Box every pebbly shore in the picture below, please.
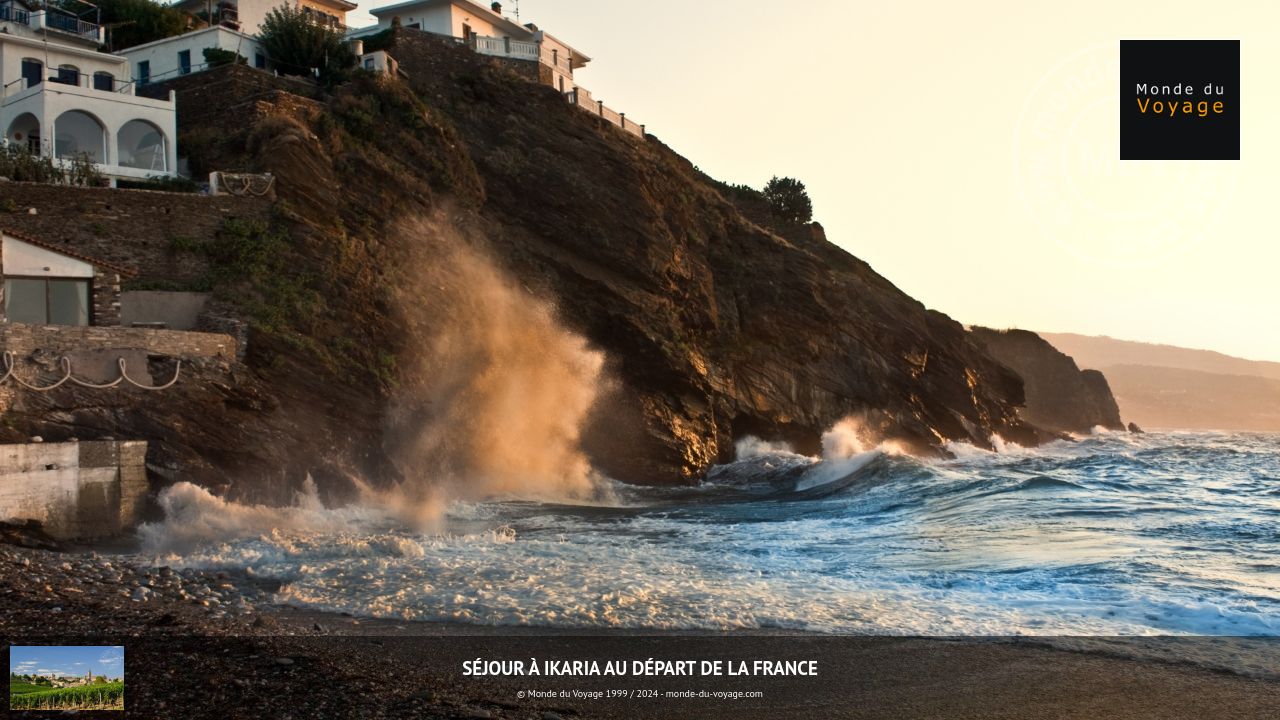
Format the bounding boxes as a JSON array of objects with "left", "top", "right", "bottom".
[{"left": 3, "top": 542, "right": 1279, "bottom": 720}]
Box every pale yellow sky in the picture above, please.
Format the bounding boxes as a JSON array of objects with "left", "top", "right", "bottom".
[{"left": 358, "top": 1, "right": 1279, "bottom": 362}]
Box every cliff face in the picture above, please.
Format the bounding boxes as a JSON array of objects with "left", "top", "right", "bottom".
[
  {"left": 331, "top": 31, "right": 1040, "bottom": 482},
  {"left": 969, "top": 328, "right": 1124, "bottom": 435},
  {"left": 2, "top": 33, "right": 1058, "bottom": 496}
]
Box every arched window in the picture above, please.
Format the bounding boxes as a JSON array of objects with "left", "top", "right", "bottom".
[
  {"left": 117, "top": 119, "right": 166, "bottom": 171},
  {"left": 54, "top": 64, "right": 80, "bottom": 86},
  {"left": 93, "top": 72, "right": 114, "bottom": 92},
  {"left": 54, "top": 110, "right": 106, "bottom": 163},
  {"left": 6, "top": 113, "right": 41, "bottom": 154}
]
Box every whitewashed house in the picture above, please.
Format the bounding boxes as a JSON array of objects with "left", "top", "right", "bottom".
[
  {"left": 362, "top": 0, "right": 590, "bottom": 94},
  {"left": 0, "top": 0, "right": 179, "bottom": 181},
  {"left": 117, "top": 0, "right": 358, "bottom": 84},
  {"left": 120, "top": 25, "right": 267, "bottom": 85}
]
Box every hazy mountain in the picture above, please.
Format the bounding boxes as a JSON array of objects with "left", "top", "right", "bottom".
[
  {"left": 1041, "top": 333, "right": 1280, "bottom": 381},
  {"left": 1038, "top": 333, "right": 1280, "bottom": 431},
  {"left": 1099, "top": 365, "right": 1280, "bottom": 432}
]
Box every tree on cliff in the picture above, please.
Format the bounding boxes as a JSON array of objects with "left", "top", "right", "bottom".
[
  {"left": 96, "top": 0, "right": 189, "bottom": 52},
  {"left": 762, "top": 176, "right": 814, "bottom": 224},
  {"left": 259, "top": 6, "right": 356, "bottom": 84}
]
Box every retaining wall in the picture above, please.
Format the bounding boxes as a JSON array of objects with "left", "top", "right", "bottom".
[{"left": 0, "top": 440, "right": 148, "bottom": 540}]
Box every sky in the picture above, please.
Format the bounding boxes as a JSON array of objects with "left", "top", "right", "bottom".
[
  {"left": 352, "top": 0, "right": 1279, "bottom": 362},
  {"left": 9, "top": 646, "right": 125, "bottom": 679}
]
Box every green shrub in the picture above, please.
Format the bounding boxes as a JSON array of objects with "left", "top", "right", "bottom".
[
  {"left": 762, "top": 175, "right": 814, "bottom": 224},
  {"left": 0, "top": 144, "right": 103, "bottom": 186},
  {"left": 117, "top": 174, "right": 201, "bottom": 193},
  {"left": 203, "top": 47, "right": 247, "bottom": 68}
]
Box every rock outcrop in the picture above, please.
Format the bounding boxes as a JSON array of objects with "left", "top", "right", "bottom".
[
  {"left": 969, "top": 327, "right": 1124, "bottom": 434},
  {"left": 2, "top": 35, "right": 1065, "bottom": 496}
]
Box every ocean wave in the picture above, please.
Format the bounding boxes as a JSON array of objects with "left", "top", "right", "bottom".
[{"left": 130, "top": 431, "right": 1280, "bottom": 654}]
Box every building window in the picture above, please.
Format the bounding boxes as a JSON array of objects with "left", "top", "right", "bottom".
[
  {"left": 178, "top": 50, "right": 191, "bottom": 75},
  {"left": 20, "top": 59, "right": 42, "bottom": 88},
  {"left": 254, "top": 52, "right": 266, "bottom": 69},
  {"left": 4, "top": 278, "right": 90, "bottom": 326},
  {"left": 364, "top": 57, "right": 375, "bottom": 70},
  {"left": 54, "top": 65, "right": 80, "bottom": 86},
  {"left": 137, "top": 61, "right": 150, "bottom": 85},
  {"left": 93, "top": 72, "right": 114, "bottom": 91}
]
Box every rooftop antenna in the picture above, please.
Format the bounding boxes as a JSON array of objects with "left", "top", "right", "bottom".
[{"left": 511, "top": 0, "right": 519, "bottom": 24}]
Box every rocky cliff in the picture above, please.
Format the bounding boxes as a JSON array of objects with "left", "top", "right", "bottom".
[
  {"left": 2, "top": 32, "right": 1063, "bottom": 499},
  {"left": 969, "top": 327, "right": 1124, "bottom": 435}
]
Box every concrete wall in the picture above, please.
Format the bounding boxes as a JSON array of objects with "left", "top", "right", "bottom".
[
  {"left": 447, "top": 3, "right": 509, "bottom": 39},
  {"left": 0, "top": 440, "right": 147, "bottom": 539},
  {"left": 374, "top": 4, "right": 454, "bottom": 35},
  {"left": 121, "top": 291, "right": 210, "bottom": 330}
]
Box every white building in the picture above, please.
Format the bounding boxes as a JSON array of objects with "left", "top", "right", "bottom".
[
  {"left": 120, "top": 25, "right": 267, "bottom": 85},
  {"left": 169, "top": 0, "right": 358, "bottom": 36},
  {"left": 362, "top": 0, "right": 590, "bottom": 94},
  {"left": 115, "top": 0, "right": 358, "bottom": 85},
  {"left": 0, "top": 0, "right": 178, "bottom": 181}
]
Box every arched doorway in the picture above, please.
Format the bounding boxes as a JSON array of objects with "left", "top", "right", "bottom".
[
  {"left": 53, "top": 110, "right": 106, "bottom": 163},
  {"left": 116, "top": 119, "right": 167, "bottom": 172},
  {"left": 5, "top": 113, "right": 41, "bottom": 154}
]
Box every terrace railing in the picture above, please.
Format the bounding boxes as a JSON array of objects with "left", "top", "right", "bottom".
[
  {"left": 0, "top": 3, "right": 31, "bottom": 25},
  {"left": 472, "top": 35, "right": 540, "bottom": 62},
  {"left": 568, "top": 88, "right": 644, "bottom": 139},
  {"left": 43, "top": 9, "right": 98, "bottom": 39},
  {"left": 468, "top": 33, "right": 648, "bottom": 140}
]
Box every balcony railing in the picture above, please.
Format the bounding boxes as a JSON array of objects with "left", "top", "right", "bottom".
[
  {"left": 2, "top": 74, "right": 138, "bottom": 100},
  {"left": 0, "top": 4, "right": 31, "bottom": 25},
  {"left": 43, "top": 9, "right": 98, "bottom": 39},
  {"left": 539, "top": 47, "right": 573, "bottom": 75},
  {"left": 472, "top": 35, "right": 540, "bottom": 62}
]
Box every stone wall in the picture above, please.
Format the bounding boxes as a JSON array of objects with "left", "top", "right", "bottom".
[
  {"left": 390, "top": 28, "right": 545, "bottom": 91},
  {"left": 92, "top": 268, "right": 123, "bottom": 327},
  {"left": 0, "top": 323, "right": 237, "bottom": 361},
  {"left": 0, "top": 440, "right": 148, "bottom": 539},
  {"left": 138, "top": 63, "right": 321, "bottom": 127},
  {"left": 0, "top": 182, "right": 270, "bottom": 284}
]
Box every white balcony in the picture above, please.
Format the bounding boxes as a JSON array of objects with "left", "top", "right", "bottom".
[
  {"left": 473, "top": 35, "right": 541, "bottom": 62},
  {"left": 1, "top": 78, "right": 178, "bottom": 181}
]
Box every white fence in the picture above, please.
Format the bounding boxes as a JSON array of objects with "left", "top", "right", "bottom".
[
  {"left": 474, "top": 35, "right": 540, "bottom": 62},
  {"left": 569, "top": 88, "right": 644, "bottom": 138},
  {"left": 468, "top": 33, "right": 646, "bottom": 140}
]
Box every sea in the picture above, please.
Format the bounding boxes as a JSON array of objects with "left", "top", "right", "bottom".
[{"left": 137, "top": 431, "right": 1279, "bottom": 640}]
